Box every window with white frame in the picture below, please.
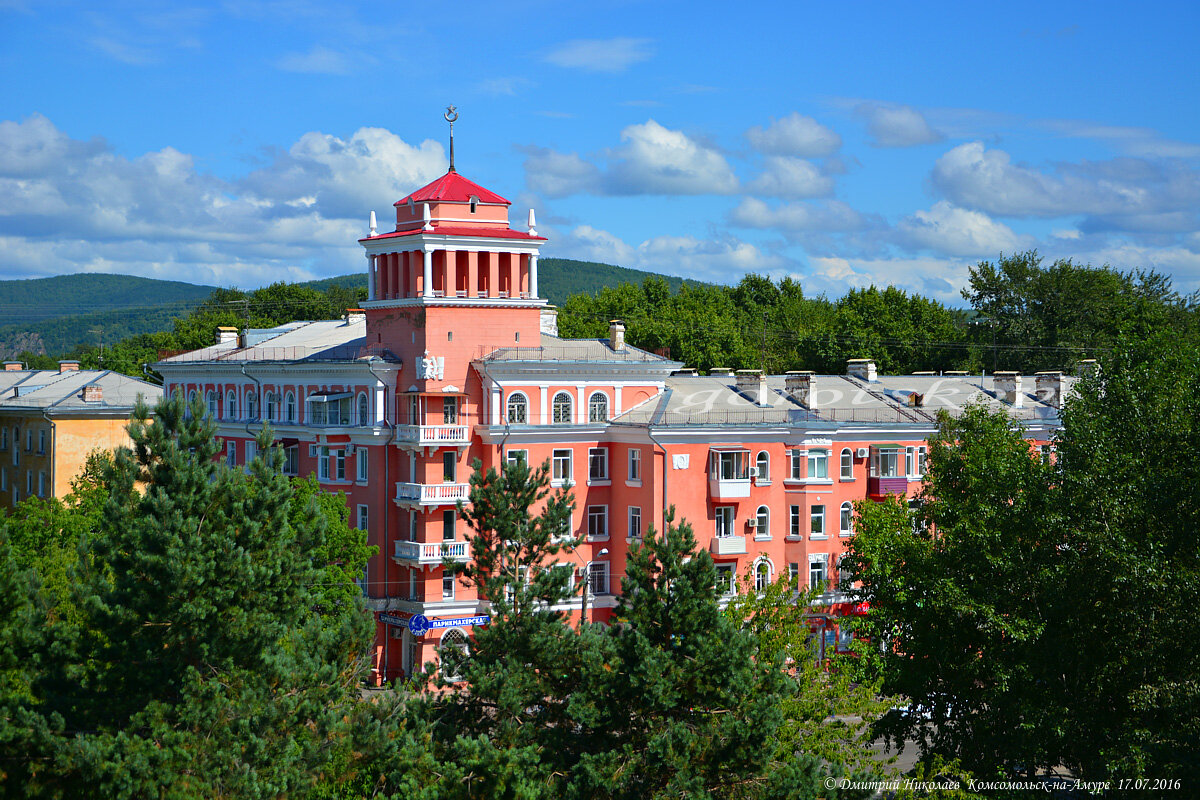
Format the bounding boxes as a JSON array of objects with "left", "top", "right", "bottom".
[
  {"left": 206, "top": 391, "right": 217, "bottom": 419},
  {"left": 335, "top": 449, "right": 346, "bottom": 480},
  {"left": 357, "top": 504, "right": 368, "bottom": 531},
  {"left": 715, "top": 506, "right": 735, "bottom": 538},
  {"left": 789, "top": 448, "right": 803, "bottom": 479},
  {"left": 755, "top": 505, "right": 770, "bottom": 538},
  {"left": 37, "top": 430, "right": 45, "bottom": 455},
  {"left": 808, "top": 449, "right": 828, "bottom": 479},
  {"left": 245, "top": 440, "right": 256, "bottom": 466},
  {"left": 628, "top": 448, "right": 642, "bottom": 482},
  {"left": 505, "top": 449, "right": 527, "bottom": 470},
  {"left": 552, "top": 449, "right": 571, "bottom": 483},
  {"left": 265, "top": 392, "right": 276, "bottom": 420},
  {"left": 552, "top": 392, "right": 573, "bottom": 424},
  {"left": 443, "top": 451, "right": 456, "bottom": 482},
  {"left": 710, "top": 449, "right": 749, "bottom": 480},
  {"left": 442, "top": 572, "right": 455, "bottom": 600},
  {"left": 317, "top": 447, "right": 330, "bottom": 480},
  {"left": 506, "top": 392, "right": 528, "bottom": 424},
  {"left": 283, "top": 446, "right": 298, "bottom": 475},
  {"left": 789, "top": 505, "right": 801, "bottom": 538},
  {"left": 358, "top": 394, "right": 369, "bottom": 426},
  {"left": 588, "top": 392, "right": 608, "bottom": 422},
  {"left": 870, "top": 446, "right": 902, "bottom": 477},
  {"left": 24, "top": 429, "right": 30, "bottom": 452},
  {"left": 588, "top": 561, "right": 610, "bottom": 595},
  {"left": 226, "top": 441, "right": 236, "bottom": 467},
  {"left": 357, "top": 447, "right": 368, "bottom": 481},
  {"left": 840, "top": 502, "right": 853, "bottom": 536},
  {"left": 285, "top": 392, "right": 296, "bottom": 423},
  {"left": 840, "top": 448, "right": 854, "bottom": 480},
  {"left": 443, "top": 396, "right": 458, "bottom": 424},
  {"left": 443, "top": 509, "right": 456, "bottom": 541},
  {"left": 408, "top": 510, "right": 418, "bottom": 542},
  {"left": 811, "top": 504, "right": 826, "bottom": 538},
  {"left": 755, "top": 560, "right": 772, "bottom": 591},
  {"left": 809, "top": 554, "right": 828, "bottom": 589},
  {"left": 587, "top": 505, "right": 609, "bottom": 539},
  {"left": 906, "top": 446, "right": 915, "bottom": 476},
  {"left": 789, "top": 562, "right": 800, "bottom": 588},
  {"left": 628, "top": 506, "right": 642, "bottom": 540},
  {"left": 838, "top": 556, "right": 852, "bottom": 590},
  {"left": 588, "top": 447, "right": 609, "bottom": 481},
  {"left": 918, "top": 446, "right": 928, "bottom": 475},
  {"left": 407, "top": 395, "right": 421, "bottom": 425},
  {"left": 37, "top": 471, "right": 45, "bottom": 498},
  {"left": 226, "top": 390, "right": 237, "bottom": 420},
  {"left": 26, "top": 471, "right": 32, "bottom": 494},
  {"left": 755, "top": 450, "right": 770, "bottom": 481},
  {"left": 310, "top": 395, "right": 352, "bottom": 426},
  {"left": 714, "top": 563, "right": 736, "bottom": 595},
  {"left": 246, "top": 391, "right": 257, "bottom": 420}
]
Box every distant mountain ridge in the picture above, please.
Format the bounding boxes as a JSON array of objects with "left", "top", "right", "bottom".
[{"left": 0, "top": 260, "right": 705, "bottom": 358}]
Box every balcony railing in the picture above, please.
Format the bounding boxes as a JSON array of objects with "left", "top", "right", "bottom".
[
  {"left": 867, "top": 476, "right": 909, "bottom": 497},
  {"left": 394, "top": 482, "right": 471, "bottom": 506},
  {"left": 709, "top": 476, "right": 751, "bottom": 499},
  {"left": 394, "top": 540, "right": 471, "bottom": 564},
  {"left": 395, "top": 424, "right": 470, "bottom": 446},
  {"left": 710, "top": 535, "right": 747, "bottom": 556}
]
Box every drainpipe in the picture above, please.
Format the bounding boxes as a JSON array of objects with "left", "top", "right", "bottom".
[
  {"left": 367, "top": 359, "right": 398, "bottom": 683},
  {"left": 645, "top": 425, "right": 669, "bottom": 533},
  {"left": 240, "top": 364, "right": 264, "bottom": 441},
  {"left": 40, "top": 408, "right": 55, "bottom": 500}
]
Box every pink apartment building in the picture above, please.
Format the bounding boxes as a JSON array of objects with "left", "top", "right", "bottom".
[{"left": 155, "top": 165, "right": 1071, "bottom": 684}]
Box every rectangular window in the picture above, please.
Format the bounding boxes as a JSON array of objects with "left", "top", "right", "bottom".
[
  {"left": 227, "top": 441, "right": 237, "bottom": 468},
  {"left": 409, "top": 510, "right": 418, "bottom": 542},
  {"left": 588, "top": 447, "right": 609, "bottom": 481},
  {"left": 443, "top": 451, "right": 456, "bottom": 482},
  {"left": 714, "top": 563, "right": 736, "bottom": 595},
  {"left": 37, "top": 430, "right": 45, "bottom": 455},
  {"left": 357, "top": 448, "right": 368, "bottom": 481},
  {"left": 628, "top": 506, "right": 642, "bottom": 540},
  {"left": 407, "top": 395, "right": 421, "bottom": 425},
  {"left": 505, "top": 449, "right": 527, "bottom": 469},
  {"left": 442, "top": 509, "right": 456, "bottom": 541},
  {"left": 317, "top": 447, "right": 330, "bottom": 480},
  {"left": 245, "top": 440, "right": 256, "bottom": 466},
  {"left": 26, "top": 471, "right": 32, "bottom": 494},
  {"left": 840, "top": 449, "right": 854, "bottom": 480},
  {"left": 870, "top": 447, "right": 901, "bottom": 478},
  {"left": 809, "top": 555, "right": 828, "bottom": 589},
  {"left": 443, "top": 396, "right": 458, "bottom": 424},
  {"left": 628, "top": 448, "right": 642, "bottom": 481},
  {"left": 715, "top": 506, "right": 735, "bottom": 537},
  {"left": 906, "top": 446, "right": 915, "bottom": 476},
  {"left": 442, "top": 572, "right": 455, "bottom": 600},
  {"left": 710, "top": 450, "right": 749, "bottom": 480},
  {"left": 838, "top": 556, "right": 852, "bottom": 590},
  {"left": 37, "top": 471, "right": 45, "bottom": 497},
  {"left": 334, "top": 449, "right": 346, "bottom": 480},
  {"left": 0, "top": 468, "right": 5, "bottom": 490},
  {"left": 587, "top": 505, "right": 609, "bottom": 539},
  {"left": 811, "top": 504, "right": 826, "bottom": 538},
  {"left": 918, "top": 446, "right": 928, "bottom": 475},
  {"left": 552, "top": 449, "right": 572, "bottom": 483},
  {"left": 840, "top": 503, "right": 853, "bottom": 536},
  {"left": 807, "top": 449, "right": 828, "bottom": 479},
  {"left": 25, "top": 429, "right": 32, "bottom": 451},
  {"left": 789, "top": 505, "right": 801, "bottom": 538},
  {"left": 588, "top": 561, "right": 610, "bottom": 595},
  {"left": 283, "top": 446, "right": 298, "bottom": 475},
  {"left": 0, "top": 427, "right": 6, "bottom": 450},
  {"left": 789, "top": 562, "right": 800, "bottom": 588},
  {"left": 357, "top": 504, "right": 369, "bottom": 531},
  {"left": 789, "top": 449, "right": 803, "bottom": 479}
]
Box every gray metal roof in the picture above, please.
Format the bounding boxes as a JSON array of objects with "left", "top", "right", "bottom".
[
  {"left": 0, "top": 370, "right": 158, "bottom": 413},
  {"left": 480, "top": 334, "right": 679, "bottom": 365},
  {"left": 156, "top": 319, "right": 399, "bottom": 364}
]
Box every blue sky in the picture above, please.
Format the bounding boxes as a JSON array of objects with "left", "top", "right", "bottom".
[{"left": 2, "top": 0, "right": 1199, "bottom": 305}]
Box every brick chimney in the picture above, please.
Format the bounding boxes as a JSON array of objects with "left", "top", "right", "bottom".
[
  {"left": 608, "top": 320, "right": 626, "bottom": 352},
  {"left": 1035, "top": 371, "right": 1064, "bottom": 409},
  {"left": 709, "top": 367, "right": 734, "bottom": 377},
  {"left": 784, "top": 371, "right": 817, "bottom": 408},
  {"left": 847, "top": 358, "right": 877, "bottom": 382},
  {"left": 3, "top": 361, "right": 21, "bottom": 371},
  {"left": 735, "top": 369, "right": 770, "bottom": 406},
  {"left": 216, "top": 326, "right": 238, "bottom": 346},
  {"left": 58, "top": 360, "right": 80, "bottom": 373},
  {"left": 540, "top": 307, "right": 559, "bottom": 337},
  {"left": 993, "top": 371, "right": 1023, "bottom": 407},
  {"left": 82, "top": 384, "right": 103, "bottom": 403}
]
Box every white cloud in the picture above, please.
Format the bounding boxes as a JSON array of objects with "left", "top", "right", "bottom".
[
  {"left": 804, "top": 255, "right": 969, "bottom": 304},
  {"left": 519, "top": 146, "right": 601, "bottom": 197},
  {"left": 896, "top": 201, "right": 1030, "bottom": 257},
  {"left": 728, "top": 197, "right": 873, "bottom": 232},
  {"left": 480, "top": 76, "right": 532, "bottom": 96},
  {"left": 745, "top": 156, "right": 834, "bottom": 198},
  {"left": 544, "top": 37, "right": 653, "bottom": 73},
  {"left": 745, "top": 112, "right": 842, "bottom": 158},
  {"left": 275, "top": 45, "right": 353, "bottom": 75},
  {"left": 855, "top": 102, "right": 942, "bottom": 147}
]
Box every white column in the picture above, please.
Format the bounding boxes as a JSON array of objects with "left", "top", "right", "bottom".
[
  {"left": 366, "top": 253, "right": 376, "bottom": 301},
  {"left": 422, "top": 248, "right": 433, "bottom": 298},
  {"left": 529, "top": 253, "right": 539, "bottom": 299}
]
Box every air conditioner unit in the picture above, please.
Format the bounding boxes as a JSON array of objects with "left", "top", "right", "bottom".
[
  {"left": 748, "top": 466, "right": 759, "bottom": 478},
  {"left": 856, "top": 447, "right": 869, "bottom": 458},
  {"left": 746, "top": 518, "right": 757, "bottom": 529}
]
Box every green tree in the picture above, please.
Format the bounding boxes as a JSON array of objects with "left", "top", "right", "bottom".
[{"left": 289, "top": 474, "right": 376, "bottom": 621}]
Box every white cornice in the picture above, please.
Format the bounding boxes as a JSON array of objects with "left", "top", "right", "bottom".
[
  {"left": 362, "top": 297, "right": 547, "bottom": 310},
  {"left": 361, "top": 233, "right": 544, "bottom": 255}
]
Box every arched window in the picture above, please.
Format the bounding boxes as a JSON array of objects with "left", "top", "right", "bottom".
[
  {"left": 226, "top": 390, "right": 237, "bottom": 420},
  {"left": 588, "top": 392, "right": 609, "bottom": 423},
  {"left": 246, "top": 391, "right": 258, "bottom": 420},
  {"left": 358, "top": 393, "right": 370, "bottom": 426},
  {"left": 285, "top": 391, "right": 296, "bottom": 423},
  {"left": 187, "top": 389, "right": 198, "bottom": 418},
  {"left": 840, "top": 448, "right": 854, "bottom": 480},
  {"left": 439, "top": 628, "right": 470, "bottom": 681},
  {"left": 840, "top": 501, "right": 853, "bottom": 536},
  {"left": 265, "top": 392, "right": 276, "bottom": 421},
  {"left": 205, "top": 391, "right": 217, "bottom": 419},
  {"left": 755, "top": 560, "right": 772, "bottom": 592},
  {"left": 755, "top": 505, "right": 770, "bottom": 538},
  {"left": 552, "top": 392, "right": 573, "bottom": 424},
  {"left": 506, "top": 392, "right": 528, "bottom": 424},
  {"left": 755, "top": 450, "right": 770, "bottom": 481}
]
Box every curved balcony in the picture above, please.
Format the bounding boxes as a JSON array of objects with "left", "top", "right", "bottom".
[{"left": 394, "top": 540, "right": 470, "bottom": 565}]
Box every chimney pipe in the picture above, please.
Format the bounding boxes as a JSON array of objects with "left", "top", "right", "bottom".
[
  {"left": 58, "top": 360, "right": 80, "bottom": 373},
  {"left": 1035, "top": 371, "right": 1064, "bottom": 409},
  {"left": 847, "top": 358, "right": 877, "bottom": 382},
  {"left": 540, "top": 307, "right": 559, "bottom": 337},
  {"left": 82, "top": 384, "right": 103, "bottom": 403},
  {"left": 216, "top": 326, "right": 238, "bottom": 346},
  {"left": 345, "top": 308, "right": 366, "bottom": 325},
  {"left": 784, "top": 370, "right": 817, "bottom": 408},
  {"left": 993, "top": 371, "right": 1024, "bottom": 407},
  {"left": 735, "top": 369, "right": 770, "bottom": 406},
  {"left": 609, "top": 320, "right": 626, "bottom": 352},
  {"left": 3, "top": 361, "right": 22, "bottom": 372}
]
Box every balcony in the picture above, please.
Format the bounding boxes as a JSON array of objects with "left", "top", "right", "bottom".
[
  {"left": 394, "top": 482, "right": 471, "bottom": 506},
  {"left": 868, "top": 476, "right": 909, "bottom": 497},
  {"left": 709, "top": 476, "right": 751, "bottom": 499},
  {"left": 394, "top": 539, "right": 471, "bottom": 565},
  {"left": 395, "top": 424, "right": 470, "bottom": 446},
  {"left": 711, "top": 535, "right": 747, "bottom": 556}
]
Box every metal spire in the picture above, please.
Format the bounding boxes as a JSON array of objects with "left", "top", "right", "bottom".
[{"left": 444, "top": 105, "right": 458, "bottom": 173}]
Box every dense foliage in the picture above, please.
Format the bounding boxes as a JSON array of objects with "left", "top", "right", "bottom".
[{"left": 846, "top": 333, "right": 1200, "bottom": 783}]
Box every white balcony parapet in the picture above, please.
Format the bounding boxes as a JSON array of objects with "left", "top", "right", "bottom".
[
  {"left": 395, "top": 424, "right": 470, "bottom": 446},
  {"left": 395, "top": 482, "right": 471, "bottom": 506},
  {"left": 709, "top": 477, "right": 752, "bottom": 499},
  {"left": 711, "top": 535, "right": 747, "bottom": 556},
  {"left": 394, "top": 540, "right": 471, "bottom": 564}
]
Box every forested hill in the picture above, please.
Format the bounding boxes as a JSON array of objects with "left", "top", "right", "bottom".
[
  {"left": 0, "top": 273, "right": 217, "bottom": 326},
  {"left": 300, "top": 258, "right": 705, "bottom": 306}
]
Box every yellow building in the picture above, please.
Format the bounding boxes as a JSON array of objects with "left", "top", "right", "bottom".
[{"left": 0, "top": 361, "right": 158, "bottom": 512}]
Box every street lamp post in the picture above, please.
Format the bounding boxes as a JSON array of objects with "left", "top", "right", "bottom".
[{"left": 580, "top": 547, "right": 610, "bottom": 625}]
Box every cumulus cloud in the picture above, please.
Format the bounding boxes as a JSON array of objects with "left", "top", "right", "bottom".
[
  {"left": 520, "top": 120, "right": 738, "bottom": 197},
  {"left": 0, "top": 113, "right": 446, "bottom": 286},
  {"left": 744, "top": 156, "right": 834, "bottom": 198},
  {"left": 855, "top": 102, "right": 942, "bottom": 147},
  {"left": 544, "top": 37, "right": 653, "bottom": 73},
  {"left": 728, "top": 197, "right": 874, "bottom": 233},
  {"left": 896, "top": 201, "right": 1030, "bottom": 257},
  {"left": 931, "top": 141, "right": 1200, "bottom": 224},
  {"left": 804, "top": 255, "right": 971, "bottom": 304},
  {"left": 745, "top": 112, "right": 842, "bottom": 158}
]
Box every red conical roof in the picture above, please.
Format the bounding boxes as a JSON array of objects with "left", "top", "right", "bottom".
[{"left": 395, "top": 171, "right": 510, "bottom": 206}]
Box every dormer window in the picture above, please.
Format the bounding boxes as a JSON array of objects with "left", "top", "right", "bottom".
[
  {"left": 407, "top": 198, "right": 414, "bottom": 213},
  {"left": 469, "top": 195, "right": 478, "bottom": 214}
]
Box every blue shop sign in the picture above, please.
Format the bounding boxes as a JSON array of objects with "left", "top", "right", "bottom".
[{"left": 409, "top": 614, "right": 490, "bottom": 635}]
